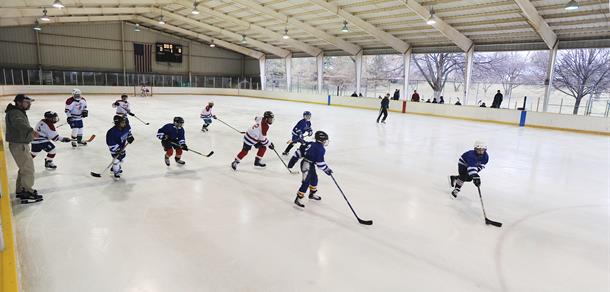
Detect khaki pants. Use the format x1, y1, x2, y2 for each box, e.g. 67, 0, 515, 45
8, 143, 35, 193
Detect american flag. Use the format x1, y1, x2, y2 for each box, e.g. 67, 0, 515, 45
134, 43, 152, 73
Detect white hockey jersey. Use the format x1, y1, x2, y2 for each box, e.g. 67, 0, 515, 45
200, 105, 214, 119
243, 117, 270, 146
113, 100, 131, 116
32, 120, 64, 144
65, 97, 88, 120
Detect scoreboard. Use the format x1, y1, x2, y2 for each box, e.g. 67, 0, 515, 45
155, 43, 183, 63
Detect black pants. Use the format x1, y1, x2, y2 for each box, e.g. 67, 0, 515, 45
377, 108, 388, 122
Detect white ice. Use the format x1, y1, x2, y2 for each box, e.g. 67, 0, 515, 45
3, 94, 609, 292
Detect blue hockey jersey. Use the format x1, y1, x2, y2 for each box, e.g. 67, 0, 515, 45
459, 150, 489, 177
303, 141, 329, 171
292, 119, 312, 139
157, 123, 185, 145
106, 125, 132, 155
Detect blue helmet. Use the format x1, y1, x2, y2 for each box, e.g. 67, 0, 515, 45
303, 111, 312, 118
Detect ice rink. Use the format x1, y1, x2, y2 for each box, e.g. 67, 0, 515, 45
3, 94, 609, 292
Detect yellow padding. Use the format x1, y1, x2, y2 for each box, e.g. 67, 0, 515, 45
0, 125, 19, 292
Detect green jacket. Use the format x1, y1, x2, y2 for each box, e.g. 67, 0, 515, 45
4, 103, 33, 143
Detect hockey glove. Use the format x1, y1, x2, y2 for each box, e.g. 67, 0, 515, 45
127, 135, 134, 144
268, 142, 275, 150
61, 137, 72, 143
82, 110, 89, 118
113, 101, 120, 106
473, 176, 481, 187
324, 168, 333, 175
213, 115, 217, 119
181, 144, 189, 151
128, 112, 135, 116
67, 117, 74, 123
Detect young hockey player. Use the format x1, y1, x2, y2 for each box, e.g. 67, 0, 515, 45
105, 115, 134, 179
200, 101, 217, 132
112, 94, 135, 125
65, 88, 89, 147
292, 131, 332, 208
157, 117, 188, 166
31, 111, 72, 169
231, 111, 275, 170
282, 111, 313, 156
449, 142, 489, 198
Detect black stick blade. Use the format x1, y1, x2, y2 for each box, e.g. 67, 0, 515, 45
485, 218, 502, 227
206, 151, 214, 157
90, 172, 102, 178
358, 219, 373, 225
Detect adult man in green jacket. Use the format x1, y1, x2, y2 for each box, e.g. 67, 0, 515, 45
4, 94, 42, 204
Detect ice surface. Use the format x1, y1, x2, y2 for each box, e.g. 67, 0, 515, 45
2, 94, 608, 292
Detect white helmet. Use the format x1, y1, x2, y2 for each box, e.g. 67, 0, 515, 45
474, 141, 487, 150
72, 88, 82, 99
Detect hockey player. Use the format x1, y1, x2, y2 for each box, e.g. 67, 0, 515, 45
157, 117, 188, 166
282, 111, 313, 156
112, 94, 135, 125
231, 111, 275, 170
65, 88, 89, 147
106, 115, 134, 179
292, 131, 332, 208
31, 111, 72, 169
200, 101, 217, 132
449, 142, 489, 198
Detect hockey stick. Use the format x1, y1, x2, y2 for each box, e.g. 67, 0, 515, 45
91, 146, 126, 177
132, 114, 150, 125
270, 147, 296, 174
56, 122, 67, 128
71, 134, 96, 143
477, 186, 502, 227
330, 174, 373, 225
216, 118, 246, 134
170, 142, 214, 157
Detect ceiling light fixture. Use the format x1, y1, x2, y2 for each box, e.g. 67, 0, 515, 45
191, 1, 200, 14
241, 35, 247, 44
209, 40, 216, 47
565, 0, 579, 10
426, 8, 436, 25
33, 20, 42, 31
282, 28, 290, 39
158, 16, 165, 25
40, 8, 50, 21
134, 23, 141, 32
52, 0, 64, 9
341, 20, 349, 32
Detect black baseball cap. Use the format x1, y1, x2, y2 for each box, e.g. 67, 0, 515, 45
14, 94, 34, 102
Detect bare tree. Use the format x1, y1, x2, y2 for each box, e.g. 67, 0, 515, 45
553, 48, 610, 114
413, 53, 464, 98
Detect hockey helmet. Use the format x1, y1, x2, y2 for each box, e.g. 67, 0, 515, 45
121, 94, 128, 100
208, 101, 214, 107
315, 131, 329, 146
173, 116, 185, 128
303, 111, 312, 120
263, 111, 274, 124
44, 111, 59, 123
72, 88, 81, 99
474, 141, 487, 155
113, 115, 126, 127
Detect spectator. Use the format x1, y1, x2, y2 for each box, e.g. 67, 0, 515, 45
4, 94, 42, 204
351, 92, 358, 97
358, 93, 363, 97
491, 90, 503, 108
432, 98, 438, 103
425, 99, 431, 103
439, 96, 445, 104
392, 89, 400, 100
411, 90, 420, 102
480, 102, 487, 107
377, 94, 390, 124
